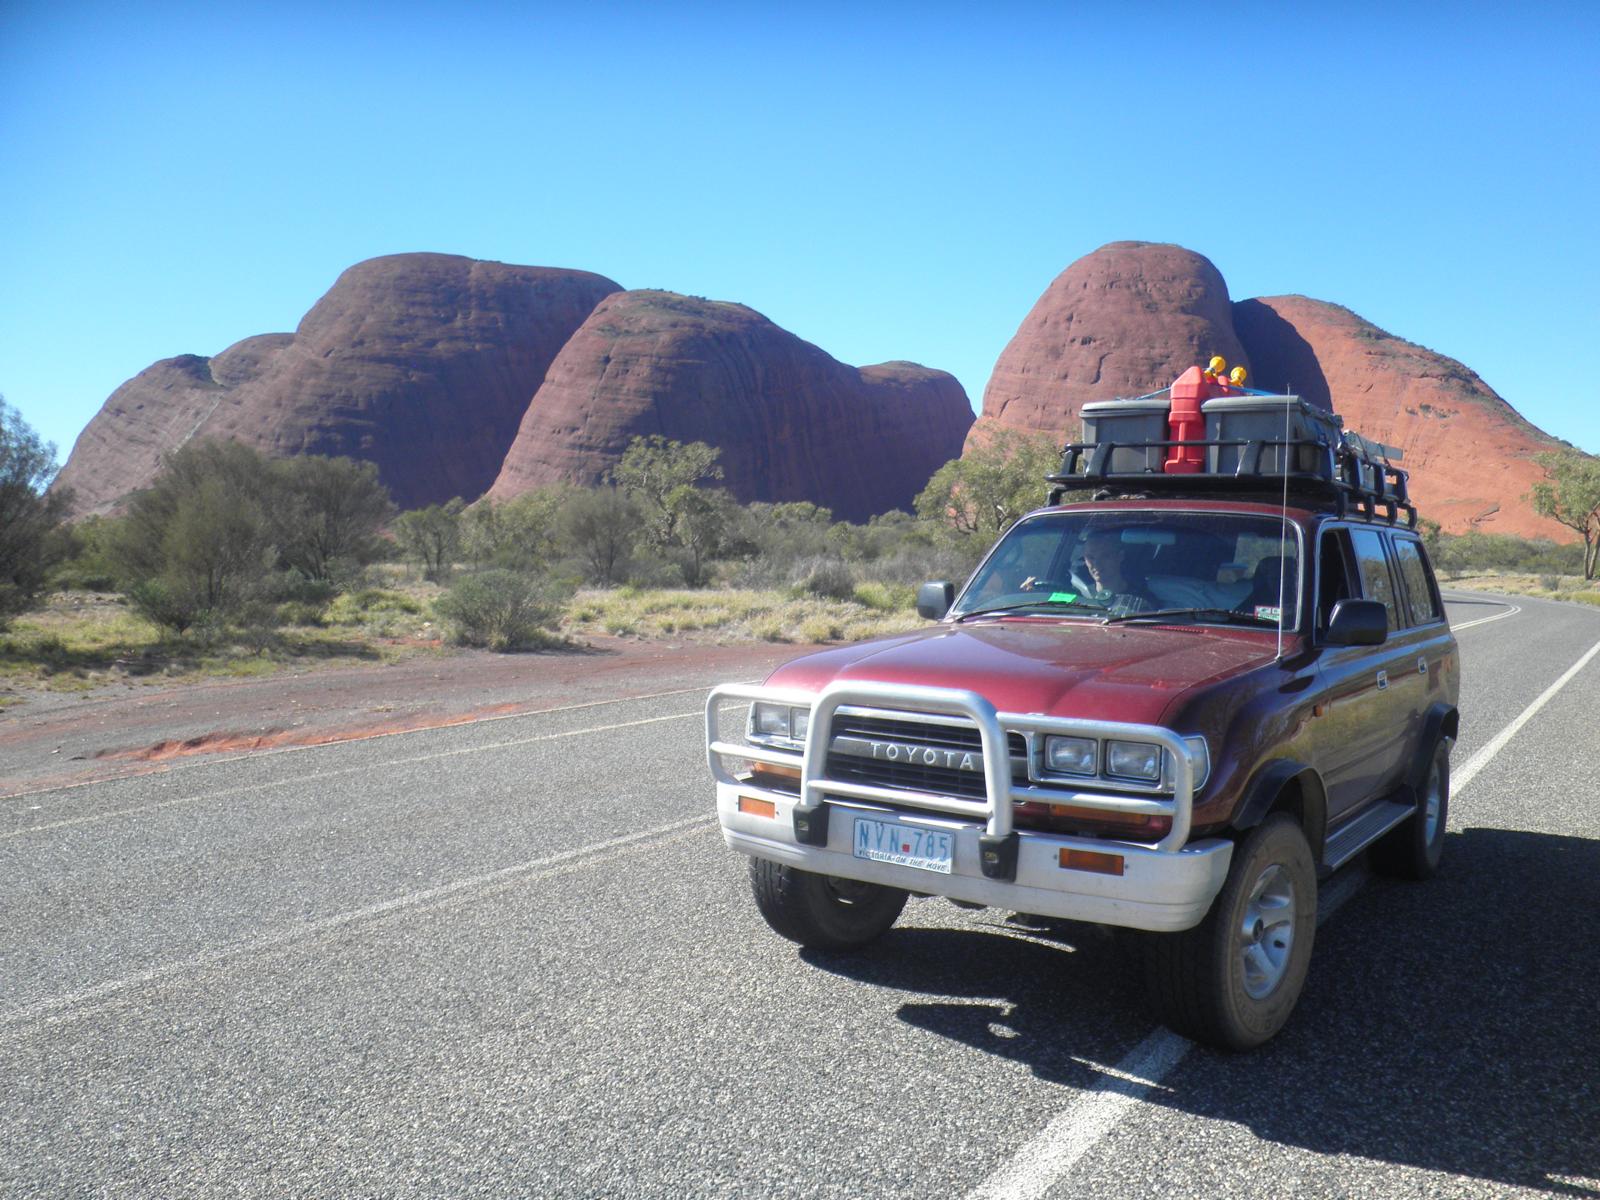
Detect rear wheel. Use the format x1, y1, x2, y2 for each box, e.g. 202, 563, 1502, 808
1138, 814, 1317, 1051
748, 859, 908, 951
1371, 740, 1450, 880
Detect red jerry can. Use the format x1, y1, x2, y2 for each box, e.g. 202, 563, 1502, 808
1164, 365, 1210, 474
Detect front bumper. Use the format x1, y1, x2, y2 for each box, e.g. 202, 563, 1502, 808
717, 781, 1232, 932
707, 679, 1234, 933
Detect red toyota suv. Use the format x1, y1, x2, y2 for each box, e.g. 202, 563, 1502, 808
706, 384, 1459, 1050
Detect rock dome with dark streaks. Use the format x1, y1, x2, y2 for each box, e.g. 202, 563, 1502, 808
968, 241, 1249, 450
485, 290, 973, 521
56, 254, 622, 513
1235, 295, 1569, 539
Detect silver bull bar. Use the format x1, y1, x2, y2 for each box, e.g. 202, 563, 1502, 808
705, 679, 1195, 853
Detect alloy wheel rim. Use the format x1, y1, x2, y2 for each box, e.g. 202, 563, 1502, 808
1238, 863, 1296, 1000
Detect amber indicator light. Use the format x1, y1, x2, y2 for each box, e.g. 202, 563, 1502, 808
1058, 848, 1125, 876
752, 761, 801, 782
738, 796, 777, 819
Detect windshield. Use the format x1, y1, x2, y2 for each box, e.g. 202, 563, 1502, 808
950, 510, 1302, 627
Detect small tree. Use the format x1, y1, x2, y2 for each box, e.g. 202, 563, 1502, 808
672, 486, 737, 587
559, 487, 640, 585
914, 429, 1061, 550
272, 456, 394, 582
1530, 451, 1600, 580
113, 440, 279, 632
393, 499, 465, 582
0, 398, 73, 627
611, 435, 724, 551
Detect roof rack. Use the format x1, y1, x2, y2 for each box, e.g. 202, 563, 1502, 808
1044, 386, 1416, 527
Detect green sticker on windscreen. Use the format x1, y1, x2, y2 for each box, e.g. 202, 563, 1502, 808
1048, 591, 1079, 603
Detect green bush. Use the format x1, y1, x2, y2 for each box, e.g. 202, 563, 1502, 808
794, 559, 856, 602
434, 570, 573, 651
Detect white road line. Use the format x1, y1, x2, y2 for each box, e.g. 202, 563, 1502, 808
1452, 636, 1600, 795
963, 635, 1600, 1200
965, 1029, 1189, 1200
1449, 603, 1520, 632
2, 709, 704, 840
0, 682, 727, 804
0, 814, 717, 1030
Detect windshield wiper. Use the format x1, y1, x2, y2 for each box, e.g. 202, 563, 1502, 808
1101, 606, 1279, 627
954, 597, 1111, 622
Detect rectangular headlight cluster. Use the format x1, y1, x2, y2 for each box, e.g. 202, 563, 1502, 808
749, 702, 810, 746
1040, 734, 1209, 791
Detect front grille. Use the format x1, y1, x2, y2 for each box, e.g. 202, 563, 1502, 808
825, 714, 1027, 801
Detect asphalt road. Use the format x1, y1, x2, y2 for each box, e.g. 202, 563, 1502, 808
3, 593, 1597, 1198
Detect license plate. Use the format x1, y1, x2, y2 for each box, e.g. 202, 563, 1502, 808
852, 817, 954, 874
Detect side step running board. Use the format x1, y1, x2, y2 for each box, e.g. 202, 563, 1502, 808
1322, 798, 1414, 873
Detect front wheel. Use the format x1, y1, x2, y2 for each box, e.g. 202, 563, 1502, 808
1136, 814, 1318, 1051
748, 859, 908, 951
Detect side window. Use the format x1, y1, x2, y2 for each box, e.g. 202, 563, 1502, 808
1349, 528, 1398, 630
1392, 537, 1442, 625
1316, 527, 1355, 629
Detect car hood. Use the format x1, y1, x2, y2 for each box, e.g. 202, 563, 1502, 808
765, 619, 1286, 726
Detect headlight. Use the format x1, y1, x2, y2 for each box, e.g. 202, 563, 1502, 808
751, 703, 791, 738
1043, 735, 1096, 775
1105, 740, 1162, 781
750, 703, 812, 745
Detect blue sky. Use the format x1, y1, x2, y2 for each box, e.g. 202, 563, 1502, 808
4, 1, 1597, 467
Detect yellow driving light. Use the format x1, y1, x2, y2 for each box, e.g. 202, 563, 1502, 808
1208, 355, 1227, 374
1230, 365, 1248, 386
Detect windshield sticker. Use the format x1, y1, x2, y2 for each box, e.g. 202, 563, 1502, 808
1254, 605, 1283, 622
1048, 591, 1079, 603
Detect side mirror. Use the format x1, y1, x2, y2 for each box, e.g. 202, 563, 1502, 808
1325, 598, 1388, 646
916, 581, 955, 621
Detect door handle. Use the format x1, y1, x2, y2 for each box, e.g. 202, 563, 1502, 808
1418, 656, 1428, 675
1376, 670, 1389, 691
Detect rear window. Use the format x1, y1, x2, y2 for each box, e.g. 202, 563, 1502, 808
1392, 537, 1442, 625
1349, 528, 1398, 630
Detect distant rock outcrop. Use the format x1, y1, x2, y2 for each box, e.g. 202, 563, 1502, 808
971, 241, 1574, 541
1234, 296, 1567, 539
968, 241, 1249, 450
56, 254, 622, 513
485, 290, 973, 521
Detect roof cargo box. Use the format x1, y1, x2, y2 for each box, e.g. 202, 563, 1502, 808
1081, 399, 1171, 473
1202, 395, 1344, 475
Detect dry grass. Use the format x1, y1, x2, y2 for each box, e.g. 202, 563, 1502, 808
1442, 573, 1600, 607
0, 580, 924, 698
563, 587, 924, 644
0, 589, 445, 692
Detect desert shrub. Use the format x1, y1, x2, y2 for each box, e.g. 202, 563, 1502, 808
793, 558, 857, 601
1539, 574, 1562, 592
559, 486, 640, 585
271, 455, 394, 582
393, 500, 465, 582
434, 569, 573, 651
853, 581, 913, 611
0, 397, 74, 628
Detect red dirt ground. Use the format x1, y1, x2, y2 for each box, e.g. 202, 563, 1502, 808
0, 636, 810, 797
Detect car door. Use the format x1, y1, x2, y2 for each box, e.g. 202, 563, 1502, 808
1315, 525, 1416, 819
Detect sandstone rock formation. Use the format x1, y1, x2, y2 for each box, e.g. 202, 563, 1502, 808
1234, 296, 1567, 539
968, 241, 1249, 450
972, 240, 1574, 540
485, 290, 973, 521
56, 254, 622, 513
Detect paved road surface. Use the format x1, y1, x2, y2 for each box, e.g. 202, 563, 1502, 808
3, 593, 1597, 1198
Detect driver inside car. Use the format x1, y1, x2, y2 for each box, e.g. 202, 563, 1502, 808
1069, 531, 1153, 616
